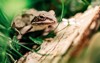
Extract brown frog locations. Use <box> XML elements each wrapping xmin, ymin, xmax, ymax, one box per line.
<box><xmin>12</xmin><ymin>9</ymin><xmax>58</xmax><ymax>40</ymax></box>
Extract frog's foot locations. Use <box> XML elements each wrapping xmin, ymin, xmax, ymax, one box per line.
<box><xmin>17</xmin><ymin>34</ymin><xmax>22</xmax><ymax>40</ymax></box>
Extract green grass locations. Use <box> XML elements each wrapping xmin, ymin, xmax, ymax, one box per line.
<box><xmin>59</xmin><ymin>0</ymin><xmax>65</xmax><ymax>22</ymax></box>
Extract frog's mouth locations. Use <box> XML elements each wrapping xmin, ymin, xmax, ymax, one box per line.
<box><xmin>31</xmin><ymin>16</ymin><xmax>55</xmax><ymax>24</ymax></box>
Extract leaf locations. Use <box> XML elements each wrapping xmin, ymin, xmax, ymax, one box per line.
<box><xmin>29</xmin><ymin>37</ymin><xmax>43</xmax><ymax>45</ymax></box>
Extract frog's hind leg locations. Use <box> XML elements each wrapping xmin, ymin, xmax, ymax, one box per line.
<box><xmin>20</xmin><ymin>25</ymin><xmax>32</xmax><ymax>34</ymax></box>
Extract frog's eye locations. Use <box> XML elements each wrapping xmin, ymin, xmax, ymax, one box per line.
<box><xmin>39</xmin><ymin>16</ymin><xmax>44</xmax><ymax>19</ymax></box>
<box><xmin>38</xmin><ymin>16</ymin><xmax>46</xmax><ymax>21</ymax></box>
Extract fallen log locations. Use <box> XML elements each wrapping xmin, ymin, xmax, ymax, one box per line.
<box><xmin>17</xmin><ymin>6</ymin><xmax>100</xmax><ymax>63</ymax></box>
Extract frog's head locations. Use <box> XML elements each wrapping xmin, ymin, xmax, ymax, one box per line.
<box><xmin>31</xmin><ymin>10</ymin><xmax>57</xmax><ymax>25</ymax></box>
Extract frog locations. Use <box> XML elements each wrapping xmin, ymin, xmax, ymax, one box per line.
<box><xmin>12</xmin><ymin>9</ymin><xmax>58</xmax><ymax>40</ymax></box>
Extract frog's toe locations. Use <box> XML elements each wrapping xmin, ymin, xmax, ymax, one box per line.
<box><xmin>17</xmin><ymin>34</ymin><xmax>22</xmax><ymax>40</ymax></box>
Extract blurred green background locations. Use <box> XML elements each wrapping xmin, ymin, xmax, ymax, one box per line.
<box><xmin>0</xmin><ymin>0</ymin><xmax>92</xmax><ymax>20</ymax></box>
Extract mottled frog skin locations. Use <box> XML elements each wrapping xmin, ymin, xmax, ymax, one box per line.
<box><xmin>12</xmin><ymin>9</ymin><xmax>58</xmax><ymax>39</ymax></box>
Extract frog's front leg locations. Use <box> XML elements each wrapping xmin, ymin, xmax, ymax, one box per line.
<box><xmin>42</xmin><ymin>25</ymin><xmax>53</xmax><ymax>36</ymax></box>
<box><xmin>42</xmin><ymin>27</ymin><xmax>50</xmax><ymax>36</ymax></box>
<box><xmin>43</xmin><ymin>25</ymin><xmax>55</xmax><ymax>42</ymax></box>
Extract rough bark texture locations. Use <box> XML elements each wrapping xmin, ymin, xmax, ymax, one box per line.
<box><xmin>17</xmin><ymin>6</ymin><xmax>100</xmax><ymax>63</ymax></box>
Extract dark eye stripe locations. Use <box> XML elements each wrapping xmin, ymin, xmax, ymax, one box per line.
<box><xmin>31</xmin><ymin>15</ymin><xmax>55</xmax><ymax>24</ymax></box>
<box><xmin>31</xmin><ymin>16</ymin><xmax>46</xmax><ymax>22</ymax></box>
<box><xmin>31</xmin><ymin>16</ymin><xmax>38</xmax><ymax>22</ymax></box>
